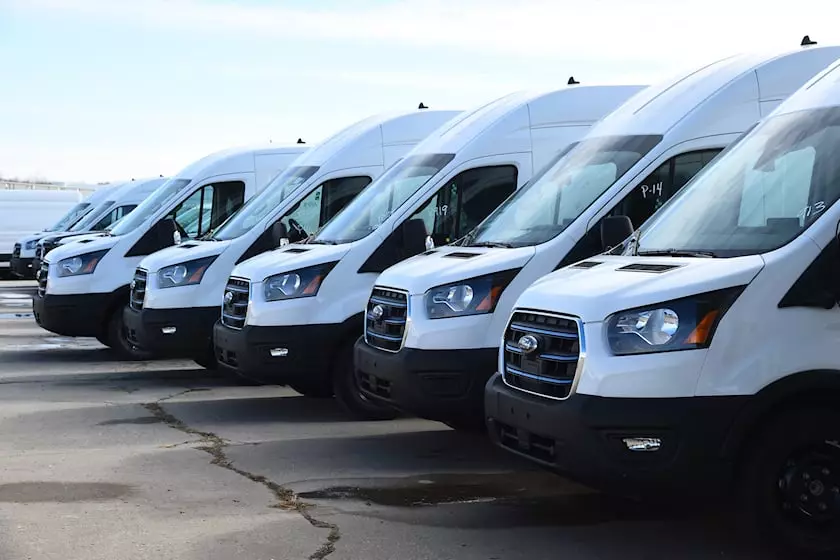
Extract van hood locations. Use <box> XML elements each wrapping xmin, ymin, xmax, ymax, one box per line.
<box><xmin>517</xmin><ymin>254</ymin><xmax>765</xmax><ymax>323</ymax></box>
<box><xmin>20</xmin><ymin>233</ymin><xmax>48</xmax><ymax>245</ymax></box>
<box><xmin>140</xmin><ymin>240</ymin><xmax>233</xmax><ymax>273</ymax></box>
<box><xmin>57</xmin><ymin>233</ymin><xmax>108</xmax><ymax>246</ymax></box>
<box><xmin>45</xmin><ymin>235</ymin><xmax>120</xmax><ymax>263</ymax></box>
<box><xmin>377</xmin><ymin>246</ymin><xmax>537</xmax><ymax>295</ymax></box>
<box><xmin>231</xmin><ymin>243</ymin><xmax>353</xmax><ymax>281</ymax></box>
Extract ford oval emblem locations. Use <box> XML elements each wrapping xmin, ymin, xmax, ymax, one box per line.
<box><xmin>517</xmin><ymin>334</ymin><xmax>539</xmax><ymax>354</ymax></box>
<box><xmin>371</xmin><ymin>304</ymin><xmax>385</xmax><ymax>321</ymax></box>
<box><xmin>224</xmin><ymin>291</ymin><xmax>234</xmax><ymax>305</ymax></box>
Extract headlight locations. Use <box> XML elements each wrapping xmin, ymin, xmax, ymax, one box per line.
<box><xmin>56</xmin><ymin>250</ymin><xmax>110</xmax><ymax>278</ymax></box>
<box><xmin>425</xmin><ymin>269</ymin><xmax>519</xmax><ymax>319</ymax></box>
<box><xmin>606</xmin><ymin>286</ymin><xmax>744</xmax><ymax>356</ymax></box>
<box><xmin>157</xmin><ymin>256</ymin><xmax>218</xmax><ymax>289</ymax></box>
<box><xmin>24</xmin><ymin>240</ymin><xmax>39</xmax><ymax>251</ymax></box>
<box><xmin>263</xmin><ymin>262</ymin><xmax>337</xmax><ymax>302</ymax></box>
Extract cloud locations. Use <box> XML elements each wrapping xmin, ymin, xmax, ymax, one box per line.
<box><xmin>12</xmin><ymin>0</ymin><xmax>840</xmax><ymax>68</ymax></box>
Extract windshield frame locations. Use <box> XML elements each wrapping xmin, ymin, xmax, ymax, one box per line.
<box><xmin>50</xmin><ymin>202</ymin><xmax>92</xmax><ymax>231</ymax></box>
<box><xmin>108</xmin><ymin>178</ymin><xmax>192</xmax><ymax>236</ymax></box>
<box><xmin>633</xmin><ymin>107</ymin><xmax>840</xmax><ymax>259</ymax></box>
<box><xmin>69</xmin><ymin>200</ymin><xmax>115</xmax><ymax>232</ymax></box>
<box><xmin>312</xmin><ymin>153</ymin><xmax>456</xmax><ymax>244</ymax></box>
<box><xmin>463</xmin><ymin>134</ymin><xmax>663</xmax><ymax>248</ymax></box>
<box><xmin>210</xmin><ymin>165</ymin><xmax>320</xmax><ymax>241</ymax></box>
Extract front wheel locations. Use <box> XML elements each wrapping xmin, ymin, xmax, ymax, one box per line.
<box><xmin>289</xmin><ymin>377</ymin><xmax>334</xmax><ymax>398</ymax></box>
<box><xmin>740</xmin><ymin>407</ymin><xmax>840</xmax><ymax>559</ymax></box>
<box><xmin>332</xmin><ymin>340</ymin><xmax>398</xmax><ymax>421</ymax></box>
<box><xmin>107</xmin><ymin>305</ymin><xmax>155</xmax><ymax>361</ymax></box>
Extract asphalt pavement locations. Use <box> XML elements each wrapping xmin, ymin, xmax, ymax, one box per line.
<box><xmin>0</xmin><ymin>280</ymin><xmax>766</xmax><ymax>559</ymax></box>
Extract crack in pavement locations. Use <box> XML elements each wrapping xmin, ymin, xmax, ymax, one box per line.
<box><xmin>143</xmin><ymin>400</ymin><xmax>341</xmax><ymax>560</ymax></box>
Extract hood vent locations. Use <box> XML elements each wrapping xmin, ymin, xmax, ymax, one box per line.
<box><xmin>284</xmin><ymin>247</ymin><xmax>310</xmax><ymax>254</ymax></box>
<box><xmin>618</xmin><ymin>263</ymin><xmax>682</xmax><ymax>273</ymax></box>
<box><xmin>444</xmin><ymin>252</ymin><xmax>480</xmax><ymax>259</ymax></box>
<box><xmin>78</xmin><ymin>239</ymin><xmax>93</xmax><ymax>244</ymax></box>
<box><xmin>421</xmin><ymin>249</ymin><xmax>437</xmax><ymax>256</ymax></box>
<box><xmin>571</xmin><ymin>261</ymin><xmax>602</xmax><ymax>269</ymax></box>
<box><xmin>179</xmin><ymin>243</ymin><xmax>199</xmax><ymax>249</ymax></box>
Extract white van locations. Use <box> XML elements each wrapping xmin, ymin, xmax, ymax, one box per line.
<box><xmin>357</xmin><ymin>42</ymin><xmax>840</xmax><ymax>428</ymax></box>
<box><xmin>213</xmin><ymin>83</ymin><xmax>646</xmax><ymax>408</ymax></box>
<box><xmin>32</xmin><ymin>177</ymin><xmax>169</xmax><ymax>271</ymax></box>
<box><xmin>33</xmin><ymin>144</ymin><xmax>307</xmax><ymax>351</ymax></box>
<box><xmin>122</xmin><ymin>108</ymin><xmax>461</xmax><ymax>362</ymax></box>
<box><xmin>485</xmin><ymin>56</ymin><xmax>840</xmax><ymax>558</ymax></box>
<box><xmin>0</xmin><ymin>189</ymin><xmax>88</xmax><ymax>277</ymax></box>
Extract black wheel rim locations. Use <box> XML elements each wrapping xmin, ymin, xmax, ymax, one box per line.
<box><xmin>777</xmin><ymin>441</ymin><xmax>840</xmax><ymax>528</ymax></box>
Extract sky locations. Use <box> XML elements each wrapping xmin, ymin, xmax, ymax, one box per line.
<box><xmin>1</xmin><ymin>0</ymin><xmax>839</xmax><ymax>183</ymax></box>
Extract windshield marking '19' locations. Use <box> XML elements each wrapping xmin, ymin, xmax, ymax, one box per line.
<box><xmin>313</xmin><ymin>153</ymin><xmax>455</xmax><ymax>244</ymax></box>
<box><xmin>635</xmin><ymin>107</ymin><xmax>840</xmax><ymax>258</ymax></box>
<box><xmin>465</xmin><ymin>135</ymin><xmax>662</xmax><ymax>248</ymax></box>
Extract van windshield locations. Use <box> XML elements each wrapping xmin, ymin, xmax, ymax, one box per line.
<box><xmin>211</xmin><ymin>166</ymin><xmax>319</xmax><ymax>241</ymax></box>
<box><xmin>313</xmin><ymin>153</ymin><xmax>454</xmax><ymax>244</ymax></box>
<box><xmin>109</xmin><ymin>178</ymin><xmax>191</xmax><ymax>236</ymax></box>
<box><xmin>70</xmin><ymin>201</ymin><xmax>114</xmax><ymax>232</ymax></box>
<box><xmin>635</xmin><ymin>108</ymin><xmax>840</xmax><ymax>258</ymax></box>
<box><xmin>50</xmin><ymin>202</ymin><xmax>91</xmax><ymax>231</ymax></box>
<box><xmin>464</xmin><ymin>135</ymin><xmax>661</xmax><ymax>248</ymax></box>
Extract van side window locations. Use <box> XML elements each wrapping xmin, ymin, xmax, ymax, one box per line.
<box><xmin>409</xmin><ymin>166</ymin><xmax>518</xmax><ymax>247</ymax></box>
<box><xmin>171</xmin><ymin>181</ymin><xmax>246</xmax><ymax>239</ymax></box>
<box><xmin>279</xmin><ymin>176</ymin><xmax>372</xmax><ymax>242</ymax></box>
<box><xmin>556</xmin><ymin>150</ymin><xmax>722</xmax><ymax>269</ymax></box>
<box><xmin>93</xmin><ymin>204</ymin><xmax>137</xmax><ymax>230</ymax></box>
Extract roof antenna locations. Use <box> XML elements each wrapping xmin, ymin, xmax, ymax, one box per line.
<box><xmin>568</xmin><ymin>76</ymin><xmax>580</xmax><ymax>85</ymax></box>
<box><xmin>802</xmin><ymin>35</ymin><xmax>817</xmax><ymax>46</ymax></box>
<box><xmin>297</xmin><ymin>138</ymin><xmax>305</xmax><ymax>144</ymax></box>
<box><xmin>418</xmin><ymin>102</ymin><xmax>428</xmax><ymax>109</ymax></box>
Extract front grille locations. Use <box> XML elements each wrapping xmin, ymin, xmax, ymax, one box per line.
<box><xmin>364</xmin><ymin>287</ymin><xmax>408</xmax><ymax>352</ymax></box>
<box><xmin>501</xmin><ymin>310</ymin><xmax>582</xmax><ymax>400</ymax></box>
<box><xmin>12</xmin><ymin>244</ymin><xmax>20</xmax><ymax>259</ymax></box>
<box><xmin>130</xmin><ymin>269</ymin><xmax>147</xmax><ymax>311</ymax></box>
<box><xmin>221</xmin><ymin>277</ymin><xmax>250</xmax><ymax>329</ymax></box>
<box><xmin>37</xmin><ymin>262</ymin><xmax>48</xmax><ymax>297</ymax></box>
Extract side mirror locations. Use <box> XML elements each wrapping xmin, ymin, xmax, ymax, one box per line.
<box><xmin>271</xmin><ymin>221</ymin><xmax>289</xmax><ymax>248</ymax></box>
<box><xmin>399</xmin><ymin>218</ymin><xmax>429</xmax><ymax>258</ymax></box>
<box><xmin>601</xmin><ymin>215</ymin><xmax>634</xmax><ymax>251</ymax></box>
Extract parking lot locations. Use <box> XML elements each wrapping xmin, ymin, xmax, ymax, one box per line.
<box><xmin>0</xmin><ymin>282</ymin><xmax>764</xmax><ymax>560</ymax></box>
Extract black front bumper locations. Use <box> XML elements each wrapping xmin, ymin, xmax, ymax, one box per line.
<box><xmin>10</xmin><ymin>256</ymin><xmax>35</xmax><ymax>279</ymax></box>
<box><xmin>485</xmin><ymin>373</ymin><xmax>748</xmax><ymax>497</ymax></box>
<box><xmin>355</xmin><ymin>339</ymin><xmax>497</xmax><ymax>423</ymax></box>
<box><xmin>33</xmin><ymin>292</ymin><xmax>112</xmax><ymax>337</ymax></box>
<box><xmin>213</xmin><ymin>320</ymin><xmax>346</xmax><ymax>384</ymax></box>
<box><xmin>123</xmin><ymin>305</ymin><xmax>219</xmax><ymax>356</ymax></box>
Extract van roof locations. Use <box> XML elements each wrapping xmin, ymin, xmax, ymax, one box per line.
<box><xmin>410</xmin><ymin>85</ymin><xmax>646</xmax><ymax>156</ymax></box>
<box><xmin>772</xmin><ymin>56</ymin><xmax>840</xmax><ymax>115</ymax></box>
<box><xmin>589</xmin><ymin>43</ymin><xmax>840</xmax><ymax>138</ymax></box>
<box><xmin>288</xmin><ymin>109</ymin><xmax>462</xmax><ymax>169</ymax></box>
<box><xmin>173</xmin><ymin>144</ymin><xmax>310</xmax><ymax>180</ymax></box>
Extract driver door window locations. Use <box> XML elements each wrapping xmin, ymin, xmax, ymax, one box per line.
<box><xmin>279</xmin><ymin>176</ymin><xmax>371</xmax><ymax>243</ymax></box>
<box><xmin>171</xmin><ymin>181</ymin><xmax>246</xmax><ymax>239</ymax></box>
<box><xmin>92</xmin><ymin>204</ymin><xmax>137</xmax><ymax>230</ymax></box>
<box><xmin>409</xmin><ymin>166</ymin><xmax>517</xmax><ymax>247</ymax></box>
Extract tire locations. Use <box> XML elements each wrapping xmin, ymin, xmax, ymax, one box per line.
<box><xmin>739</xmin><ymin>407</ymin><xmax>840</xmax><ymax>559</ymax></box>
<box><xmin>289</xmin><ymin>378</ymin><xmax>334</xmax><ymax>398</ymax></box>
<box><xmin>332</xmin><ymin>339</ymin><xmax>398</xmax><ymax>421</ymax></box>
<box><xmin>443</xmin><ymin>415</ymin><xmax>487</xmax><ymax>434</ymax></box>
<box><xmin>106</xmin><ymin>305</ymin><xmax>155</xmax><ymax>361</ymax></box>
<box><xmin>95</xmin><ymin>333</ymin><xmax>112</xmax><ymax>348</ymax></box>
<box><xmin>192</xmin><ymin>344</ymin><xmax>219</xmax><ymax>371</ymax></box>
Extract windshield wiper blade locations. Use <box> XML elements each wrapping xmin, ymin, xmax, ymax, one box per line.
<box><xmin>637</xmin><ymin>249</ymin><xmax>716</xmax><ymax>258</ymax></box>
<box><xmin>469</xmin><ymin>241</ymin><xmax>514</xmax><ymax>248</ymax></box>
<box><xmin>307</xmin><ymin>239</ymin><xmax>337</xmax><ymax>245</ymax></box>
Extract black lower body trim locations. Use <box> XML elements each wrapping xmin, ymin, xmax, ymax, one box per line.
<box><xmin>485</xmin><ymin>373</ymin><xmax>748</xmax><ymax>497</ymax></box>
<box><xmin>213</xmin><ymin>320</ymin><xmax>348</xmax><ymax>384</ymax></box>
<box><xmin>10</xmin><ymin>257</ymin><xmax>35</xmax><ymax>279</ymax></box>
<box><xmin>355</xmin><ymin>340</ymin><xmax>497</xmax><ymax>424</ymax></box>
<box><xmin>33</xmin><ymin>291</ymin><xmax>118</xmax><ymax>337</ymax></box>
<box><xmin>123</xmin><ymin>305</ymin><xmax>219</xmax><ymax>356</ymax></box>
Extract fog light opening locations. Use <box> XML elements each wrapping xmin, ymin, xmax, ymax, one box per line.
<box><xmin>623</xmin><ymin>437</ymin><xmax>662</xmax><ymax>452</ymax></box>
<box><xmin>270</xmin><ymin>348</ymin><xmax>289</xmax><ymax>358</ymax></box>
<box><xmin>161</xmin><ymin>327</ymin><xmax>177</xmax><ymax>335</ymax></box>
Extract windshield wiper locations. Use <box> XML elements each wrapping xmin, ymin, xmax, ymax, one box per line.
<box><xmin>307</xmin><ymin>239</ymin><xmax>337</xmax><ymax>245</ymax></box>
<box><xmin>636</xmin><ymin>249</ymin><xmax>716</xmax><ymax>258</ymax></box>
<box><xmin>468</xmin><ymin>241</ymin><xmax>515</xmax><ymax>248</ymax></box>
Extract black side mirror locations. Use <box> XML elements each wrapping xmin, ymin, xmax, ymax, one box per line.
<box><xmin>125</xmin><ymin>217</ymin><xmax>178</xmax><ymax>257</ymax></box>
<box><xmin>601</xmin><ymin>215</ymin><xmax>634</xmax><ymax>251</ymax></box>
<box><xmin>271</xmin><ymin>221</ymin><xmax>289</xmax><ymax>247</ymax></box>
<box><xmin>399</xmin><ymin>218</ymin><xmax>429</xmax><ymax>258</ymax></box>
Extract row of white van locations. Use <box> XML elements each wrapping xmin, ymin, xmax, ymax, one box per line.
<box><xmin>30</xmin><ymin>38</ymin><xmax>840</xmax><ymax>556</ymax></box>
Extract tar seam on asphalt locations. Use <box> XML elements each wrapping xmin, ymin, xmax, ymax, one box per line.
<box><xmin>143</xmin><ymin>395</ymin><xmax>340</xmax><ymax>560</ymax></box>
